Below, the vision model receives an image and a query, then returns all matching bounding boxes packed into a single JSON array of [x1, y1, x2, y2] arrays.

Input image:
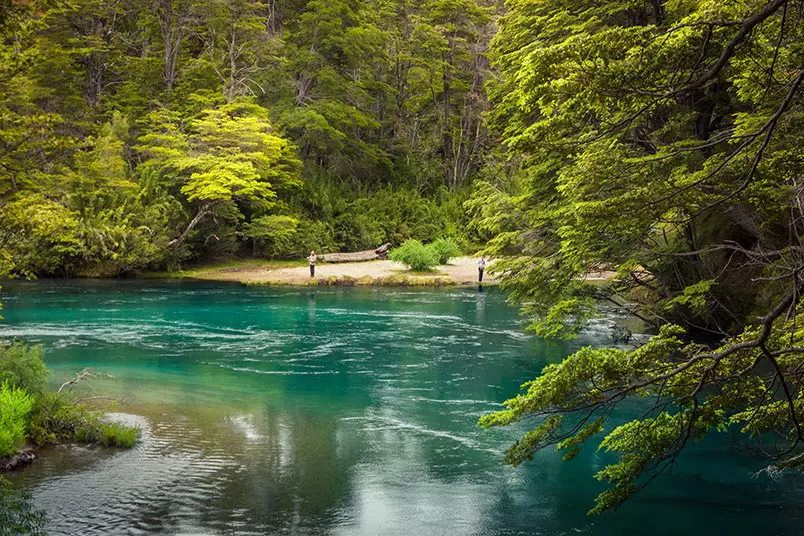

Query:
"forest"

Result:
[[0, 0, 496, 277], [4, 0, 804, 521]]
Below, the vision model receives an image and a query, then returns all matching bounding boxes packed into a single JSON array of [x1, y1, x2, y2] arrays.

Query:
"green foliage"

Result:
[[0, 477, 47, 536], [0, 339, 140, 451], [0, 194, 82, 278], [0, 381, 34, 457], [428, 237, 462, 265], [0, 343, 49, 396], [0, 0, 489, 276], [293, 177, 467, 255], [97, 422, 140, 449], [285, 220, 338, 258], [242, 215, 300, 258], [663, 280, 716, 316], [28, 392, 140, 448], [389, 239, 440, 272], [478, 0, 804, 514], [28, 393, 90, 446]]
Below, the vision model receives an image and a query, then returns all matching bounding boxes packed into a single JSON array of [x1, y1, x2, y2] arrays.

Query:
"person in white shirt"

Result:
[[477, 256, 487, 283], [308, 250, 317, 278]]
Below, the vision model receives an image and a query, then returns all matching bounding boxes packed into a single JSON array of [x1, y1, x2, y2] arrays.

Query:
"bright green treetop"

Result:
[[139, 99, 300, 248]]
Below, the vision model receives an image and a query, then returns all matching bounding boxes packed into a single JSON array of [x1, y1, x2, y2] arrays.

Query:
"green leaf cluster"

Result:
[[429, 237, 462, 264]]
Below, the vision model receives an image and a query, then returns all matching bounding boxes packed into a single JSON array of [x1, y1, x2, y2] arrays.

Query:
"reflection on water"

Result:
[[1, 280, 804, 535]]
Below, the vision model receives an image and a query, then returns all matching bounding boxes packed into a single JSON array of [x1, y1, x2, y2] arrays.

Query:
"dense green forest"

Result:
[[5, 0, 804, 517], [0, 0, 495, 277]]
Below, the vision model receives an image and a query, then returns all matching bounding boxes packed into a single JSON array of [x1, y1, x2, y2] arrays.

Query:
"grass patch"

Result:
[[85, 421, 140, 448]]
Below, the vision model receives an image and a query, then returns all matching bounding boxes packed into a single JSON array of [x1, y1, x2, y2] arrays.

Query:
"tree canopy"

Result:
[[475, 0, 804, 514]]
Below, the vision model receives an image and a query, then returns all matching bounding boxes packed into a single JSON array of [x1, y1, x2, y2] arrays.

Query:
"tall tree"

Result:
[[277, 0, 389, 180], [155, 0, 195, 92], [196, 0, 280, 102], [413, 0, 492, 189]]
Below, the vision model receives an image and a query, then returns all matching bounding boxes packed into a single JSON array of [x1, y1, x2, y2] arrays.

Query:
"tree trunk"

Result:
[[168, 202, 216, 248], [157, 0, 187, 92], [442, 39, 454, 188]]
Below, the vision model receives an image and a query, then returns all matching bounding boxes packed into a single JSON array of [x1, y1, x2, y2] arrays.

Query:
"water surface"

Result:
[[1, 280, 802, 535]]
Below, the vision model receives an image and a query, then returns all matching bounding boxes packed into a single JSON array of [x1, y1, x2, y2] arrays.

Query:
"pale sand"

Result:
[[196, 256, 495, 286]]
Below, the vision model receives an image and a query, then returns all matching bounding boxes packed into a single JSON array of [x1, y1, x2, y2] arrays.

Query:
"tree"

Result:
[[196, 0, 280, 102], [409, 0, 492, 190], [139, 99, 300, 250], [277, 0, 389, 180], [476, 0, 804, 514]]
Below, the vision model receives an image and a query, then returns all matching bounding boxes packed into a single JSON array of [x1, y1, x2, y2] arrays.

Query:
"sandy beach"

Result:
[[187, 256, 495, 286]]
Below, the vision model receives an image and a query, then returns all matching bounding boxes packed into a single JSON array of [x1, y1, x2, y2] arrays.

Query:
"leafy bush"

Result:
[[28, 393, 140, 448], [0, 381, 34, 457], [389, 239, 440, 271], [0, 343, 49, 396], [428, 237, 461, 264], [28, 393, 92, 446]]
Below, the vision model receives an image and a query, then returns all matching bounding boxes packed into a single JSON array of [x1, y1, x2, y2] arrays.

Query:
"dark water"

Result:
[[1, 280, 802, 535]]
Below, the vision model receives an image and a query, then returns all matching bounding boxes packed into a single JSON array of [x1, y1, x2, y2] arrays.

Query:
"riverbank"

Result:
[[154, 256, 497, 286]]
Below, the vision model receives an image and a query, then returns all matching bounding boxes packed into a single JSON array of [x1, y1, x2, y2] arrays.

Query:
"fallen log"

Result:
[[322, 243, 391, 263]]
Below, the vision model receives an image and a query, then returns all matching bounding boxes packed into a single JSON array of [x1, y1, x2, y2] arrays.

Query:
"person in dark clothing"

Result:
[[477, 256, 486, 283]]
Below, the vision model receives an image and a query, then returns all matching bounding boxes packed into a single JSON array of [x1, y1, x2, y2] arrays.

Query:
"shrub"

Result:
[[28, 393, 140, 448], [428, 237, 462, 264], [28, 393, 91, 446], [0, 343, 49, 396], [0, 381, 34, 457], [389, 239, 440, 271]]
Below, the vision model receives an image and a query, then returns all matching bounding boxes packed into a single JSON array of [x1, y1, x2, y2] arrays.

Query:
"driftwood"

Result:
[[322, 243, 391, 263], [58, 368, 114, 393]]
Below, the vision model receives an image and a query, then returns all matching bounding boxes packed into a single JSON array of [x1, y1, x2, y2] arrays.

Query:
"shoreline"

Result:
[[160, 256, 498, 287]]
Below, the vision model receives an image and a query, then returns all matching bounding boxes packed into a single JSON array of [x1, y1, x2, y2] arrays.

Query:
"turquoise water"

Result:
[[1, 280, 803, 535]]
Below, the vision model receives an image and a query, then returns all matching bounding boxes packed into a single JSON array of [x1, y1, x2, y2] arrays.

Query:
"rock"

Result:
[[3, 451, 37, 472]]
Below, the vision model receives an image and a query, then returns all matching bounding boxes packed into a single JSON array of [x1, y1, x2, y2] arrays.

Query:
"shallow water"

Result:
[[1, 280, 803, 536]]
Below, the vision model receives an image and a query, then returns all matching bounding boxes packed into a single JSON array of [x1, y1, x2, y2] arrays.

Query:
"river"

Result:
[[1, 280, 802, 535]]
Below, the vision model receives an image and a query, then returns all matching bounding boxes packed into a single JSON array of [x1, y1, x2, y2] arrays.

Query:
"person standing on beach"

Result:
[[477, 256, 487, 283], [308, 250, 317, 278]]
